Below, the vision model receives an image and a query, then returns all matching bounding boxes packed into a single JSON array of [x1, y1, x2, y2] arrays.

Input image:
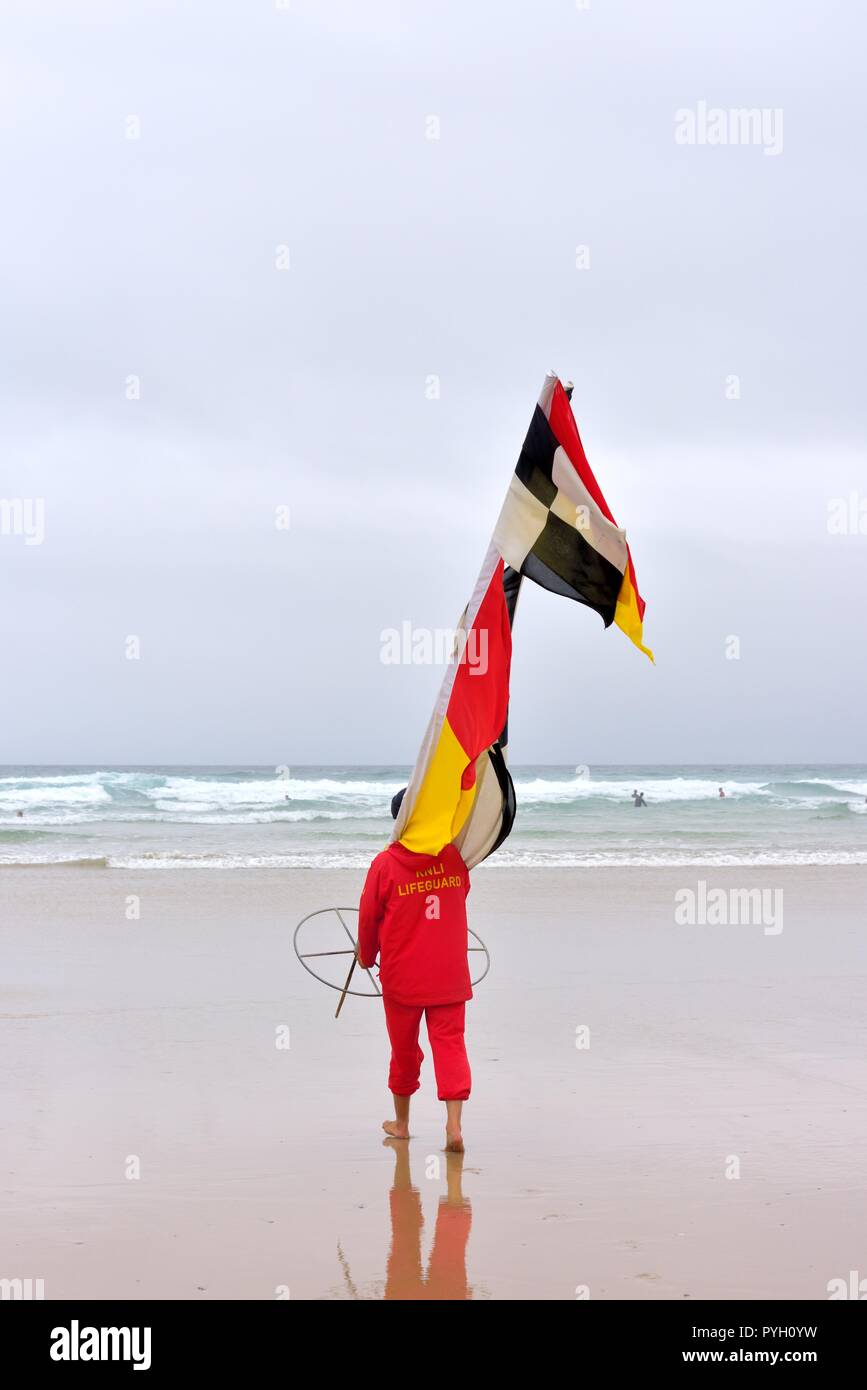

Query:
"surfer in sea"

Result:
[[356, 790, 472, 1154]]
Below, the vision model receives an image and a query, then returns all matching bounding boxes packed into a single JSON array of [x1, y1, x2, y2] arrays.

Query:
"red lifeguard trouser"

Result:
[[383, 997, 471, 1102]]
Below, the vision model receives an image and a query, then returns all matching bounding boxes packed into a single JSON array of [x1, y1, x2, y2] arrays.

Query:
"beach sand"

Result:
[[2, 864, 865, 1300]]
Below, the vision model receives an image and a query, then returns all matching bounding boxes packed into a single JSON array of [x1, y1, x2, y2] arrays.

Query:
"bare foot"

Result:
[[382, 1120, 409, 1139], [445, 1129, 464, 1153]]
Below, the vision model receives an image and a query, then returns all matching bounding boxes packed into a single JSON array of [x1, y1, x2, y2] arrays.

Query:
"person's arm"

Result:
[[357, 856, 385, 968]]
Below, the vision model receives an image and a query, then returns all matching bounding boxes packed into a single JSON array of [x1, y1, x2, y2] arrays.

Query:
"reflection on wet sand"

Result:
[[383, 1139, 473, 1300]]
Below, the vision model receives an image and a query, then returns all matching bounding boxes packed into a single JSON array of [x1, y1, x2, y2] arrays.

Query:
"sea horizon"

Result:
[[2, 763, 865, 870]]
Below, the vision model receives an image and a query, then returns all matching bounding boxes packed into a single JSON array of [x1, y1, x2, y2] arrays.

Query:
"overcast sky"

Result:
[[2, 0, 865, 765]]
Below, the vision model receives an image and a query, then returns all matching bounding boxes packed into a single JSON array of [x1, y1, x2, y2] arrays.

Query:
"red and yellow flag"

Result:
[[391, 373, 651, 864]]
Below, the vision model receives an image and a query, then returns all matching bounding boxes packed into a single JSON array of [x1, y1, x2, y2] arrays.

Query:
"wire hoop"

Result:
[[294, 906, 491, 995]]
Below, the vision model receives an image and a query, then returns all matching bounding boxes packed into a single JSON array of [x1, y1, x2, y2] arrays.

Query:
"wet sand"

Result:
[[2, 864, 865, 1300]]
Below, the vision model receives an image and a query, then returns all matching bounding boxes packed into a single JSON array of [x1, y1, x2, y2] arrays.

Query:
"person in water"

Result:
[[632, 790, 647, 807], [357, 788, 472, 1153], [718, 786, 726, 798]]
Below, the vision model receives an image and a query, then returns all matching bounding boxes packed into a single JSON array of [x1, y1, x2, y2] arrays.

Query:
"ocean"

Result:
[[1, 765, 865, 869]]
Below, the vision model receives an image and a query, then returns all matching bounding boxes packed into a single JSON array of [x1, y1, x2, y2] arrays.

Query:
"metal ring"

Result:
[[294, 907, 491, 994], [294, 908, 382, 997], [466, 926, 491, 987]]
